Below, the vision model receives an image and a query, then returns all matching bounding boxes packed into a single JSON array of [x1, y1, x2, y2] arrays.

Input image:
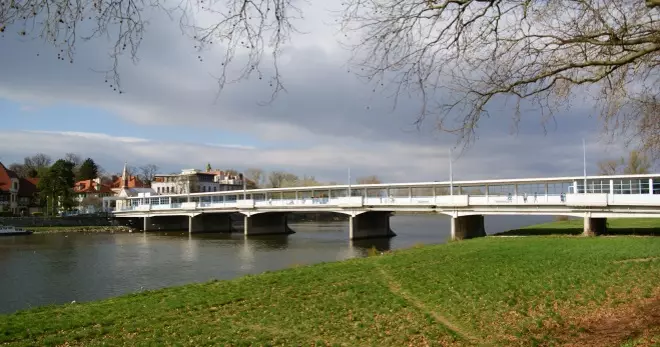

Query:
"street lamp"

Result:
[[583, 138, 587, 195], [449, 148, 454, 196]]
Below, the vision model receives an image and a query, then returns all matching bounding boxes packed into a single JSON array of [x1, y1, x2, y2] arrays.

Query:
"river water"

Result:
[[0, 214, 552, 314]]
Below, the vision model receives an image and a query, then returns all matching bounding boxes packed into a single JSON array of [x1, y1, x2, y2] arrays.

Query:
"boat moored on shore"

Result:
[[0, 226, 33, 236]]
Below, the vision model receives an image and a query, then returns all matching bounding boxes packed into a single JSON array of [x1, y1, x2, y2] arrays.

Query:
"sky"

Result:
[[0, 1, 638, 183]]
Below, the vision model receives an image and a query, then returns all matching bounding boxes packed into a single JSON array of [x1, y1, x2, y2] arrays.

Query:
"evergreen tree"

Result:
[[77, 158, 99, 181], [38, 159, 76, 214]]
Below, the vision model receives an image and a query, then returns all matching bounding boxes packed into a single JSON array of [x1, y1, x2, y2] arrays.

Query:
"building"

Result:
[[102, 163, 156, 212], [73, 178, 115, 214], [151, 168, 245, 195], [0, 162, 41, 215], [109, 164, 148, 195]]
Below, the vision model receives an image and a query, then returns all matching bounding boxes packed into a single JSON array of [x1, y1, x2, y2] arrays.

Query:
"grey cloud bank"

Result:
[[0, 1, 634, 182]]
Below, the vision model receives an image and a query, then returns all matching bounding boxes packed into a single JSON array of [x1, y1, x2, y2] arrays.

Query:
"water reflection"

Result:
[[238, 235, 255, 271], [0, 214, 554, 314], [182, 233, 199, 263]]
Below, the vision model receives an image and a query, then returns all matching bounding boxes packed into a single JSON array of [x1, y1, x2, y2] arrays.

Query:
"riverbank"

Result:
[[497, 218, 660, 236], [2, 236, 660, 346], [28, 225, 136, 233]]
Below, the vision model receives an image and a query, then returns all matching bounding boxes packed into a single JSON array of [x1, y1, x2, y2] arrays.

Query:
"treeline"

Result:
[[241, 168, 382, 189], [8, 153, 158, 212], [598, 150, 653, 175]]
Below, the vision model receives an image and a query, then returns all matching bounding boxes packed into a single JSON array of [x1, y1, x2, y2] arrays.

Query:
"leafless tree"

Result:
[[4, 0, 660, 156], [340, 0, 660, 155], [623, 150, 652, 174], [598, 150, 652, 175], [0, 0, 299, 98], [23, 153, 52, 176], [244, 168, 264, 188], [598, 159, 623, 175], [267, 170, 298, 188], [139, 164, 159, 185], [356, 175, 381, 184], [64, 153, 83, 167], [8, 163, 28, 178], [298, 175, 321, 187]]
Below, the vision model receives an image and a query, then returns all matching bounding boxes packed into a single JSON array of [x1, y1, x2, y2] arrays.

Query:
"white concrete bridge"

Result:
[[108, 173, 660, 240]]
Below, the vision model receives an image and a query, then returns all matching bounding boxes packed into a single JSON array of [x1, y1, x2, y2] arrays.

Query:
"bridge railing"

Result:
[[111, 193, 660, 213]]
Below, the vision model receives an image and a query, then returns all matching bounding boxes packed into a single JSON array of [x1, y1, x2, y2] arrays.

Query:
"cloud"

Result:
[[0, 130, 629, 183], [0, 1, 637, 182]]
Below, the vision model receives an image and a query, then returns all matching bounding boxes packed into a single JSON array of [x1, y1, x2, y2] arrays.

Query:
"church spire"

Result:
[[122, 162, 128, 188]]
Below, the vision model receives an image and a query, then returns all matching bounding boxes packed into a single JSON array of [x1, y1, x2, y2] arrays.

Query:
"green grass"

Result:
[[2, 237, 660, 346], [498, 218, 660, 236]]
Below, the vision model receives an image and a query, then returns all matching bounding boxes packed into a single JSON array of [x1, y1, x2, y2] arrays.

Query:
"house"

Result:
[[151, 168, 245, 195], [102, 163, 156, 212], [73, 178, 114, 214], [109, 164, 148, 195], [0, 162, 41, 215]]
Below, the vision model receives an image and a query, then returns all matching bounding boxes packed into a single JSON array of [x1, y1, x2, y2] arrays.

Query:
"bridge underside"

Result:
[[243, 212, 296, 236], [119, 209, 615, 240], [349, 211, 396, 240], [144, 214, 234, 233]]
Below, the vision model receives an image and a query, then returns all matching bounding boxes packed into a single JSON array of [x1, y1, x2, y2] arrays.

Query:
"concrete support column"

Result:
[[243, 213, 295, 236], [349, 212, 397, 240], [583, 217, 607, 236], [451, 215, 486, 240], [143, 217, 149, 231]]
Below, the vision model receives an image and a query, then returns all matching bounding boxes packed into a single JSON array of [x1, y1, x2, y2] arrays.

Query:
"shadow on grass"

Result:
[[495, 228, 660, 236]]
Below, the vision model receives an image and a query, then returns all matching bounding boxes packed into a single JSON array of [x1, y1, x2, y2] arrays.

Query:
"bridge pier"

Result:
[[583, 217, 607, 236], [243, 213, 295, 236], [349, 212, 396, 240], [451, 215, 486, 240], [188, 214, 234, 233]]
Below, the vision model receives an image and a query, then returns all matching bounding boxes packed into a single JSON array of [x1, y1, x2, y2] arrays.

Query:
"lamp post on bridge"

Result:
[[347, 167, 351, 197], [449, 148, 454, 196], [583, 138, 587, 195]]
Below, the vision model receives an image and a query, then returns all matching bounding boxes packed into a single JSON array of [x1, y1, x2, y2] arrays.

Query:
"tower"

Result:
[[122, 162, 129, 188]]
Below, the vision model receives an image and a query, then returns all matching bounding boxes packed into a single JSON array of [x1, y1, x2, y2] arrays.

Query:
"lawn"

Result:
[[1, 237, 660, 346], [497, 218, 660, 236]]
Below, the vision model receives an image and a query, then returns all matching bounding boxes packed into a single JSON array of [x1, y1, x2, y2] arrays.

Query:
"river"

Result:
[[0, 214, 552, 314]]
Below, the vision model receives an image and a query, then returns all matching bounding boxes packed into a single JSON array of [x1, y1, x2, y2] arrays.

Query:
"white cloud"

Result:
[[0, 0, 640, 183], [0, 130, 629, 183]]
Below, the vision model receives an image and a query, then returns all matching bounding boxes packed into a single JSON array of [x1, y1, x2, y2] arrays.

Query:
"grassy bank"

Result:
[[498, 218, 660, 236], [28, 226, 134, 233], [2, 237, 660, 346]]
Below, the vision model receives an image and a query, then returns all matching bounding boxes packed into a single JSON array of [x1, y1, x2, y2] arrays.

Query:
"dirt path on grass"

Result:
[[557, 294, 660, 347], [375, 266, 481, 345]]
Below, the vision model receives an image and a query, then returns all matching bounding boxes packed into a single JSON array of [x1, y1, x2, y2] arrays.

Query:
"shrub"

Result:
[[554, 215, 570, 222], [31, 212, 44, 217]]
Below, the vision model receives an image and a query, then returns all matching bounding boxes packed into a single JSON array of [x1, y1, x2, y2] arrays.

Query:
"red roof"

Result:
[[0, 162, 39, 196], [110, 176, 147, 189], [0, 162, 12, 193], [74, 179, 114, 194]]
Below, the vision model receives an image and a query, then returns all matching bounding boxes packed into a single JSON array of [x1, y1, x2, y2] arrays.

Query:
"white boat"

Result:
[[0, 226, 33, 236]]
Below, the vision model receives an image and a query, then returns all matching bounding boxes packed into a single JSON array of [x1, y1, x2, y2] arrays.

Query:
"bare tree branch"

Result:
[[0, 0, 299, 97], [340, 0, 660, 155]]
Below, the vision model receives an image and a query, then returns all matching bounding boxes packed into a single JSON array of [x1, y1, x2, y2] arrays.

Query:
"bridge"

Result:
[[108, 173, 660, 240]]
